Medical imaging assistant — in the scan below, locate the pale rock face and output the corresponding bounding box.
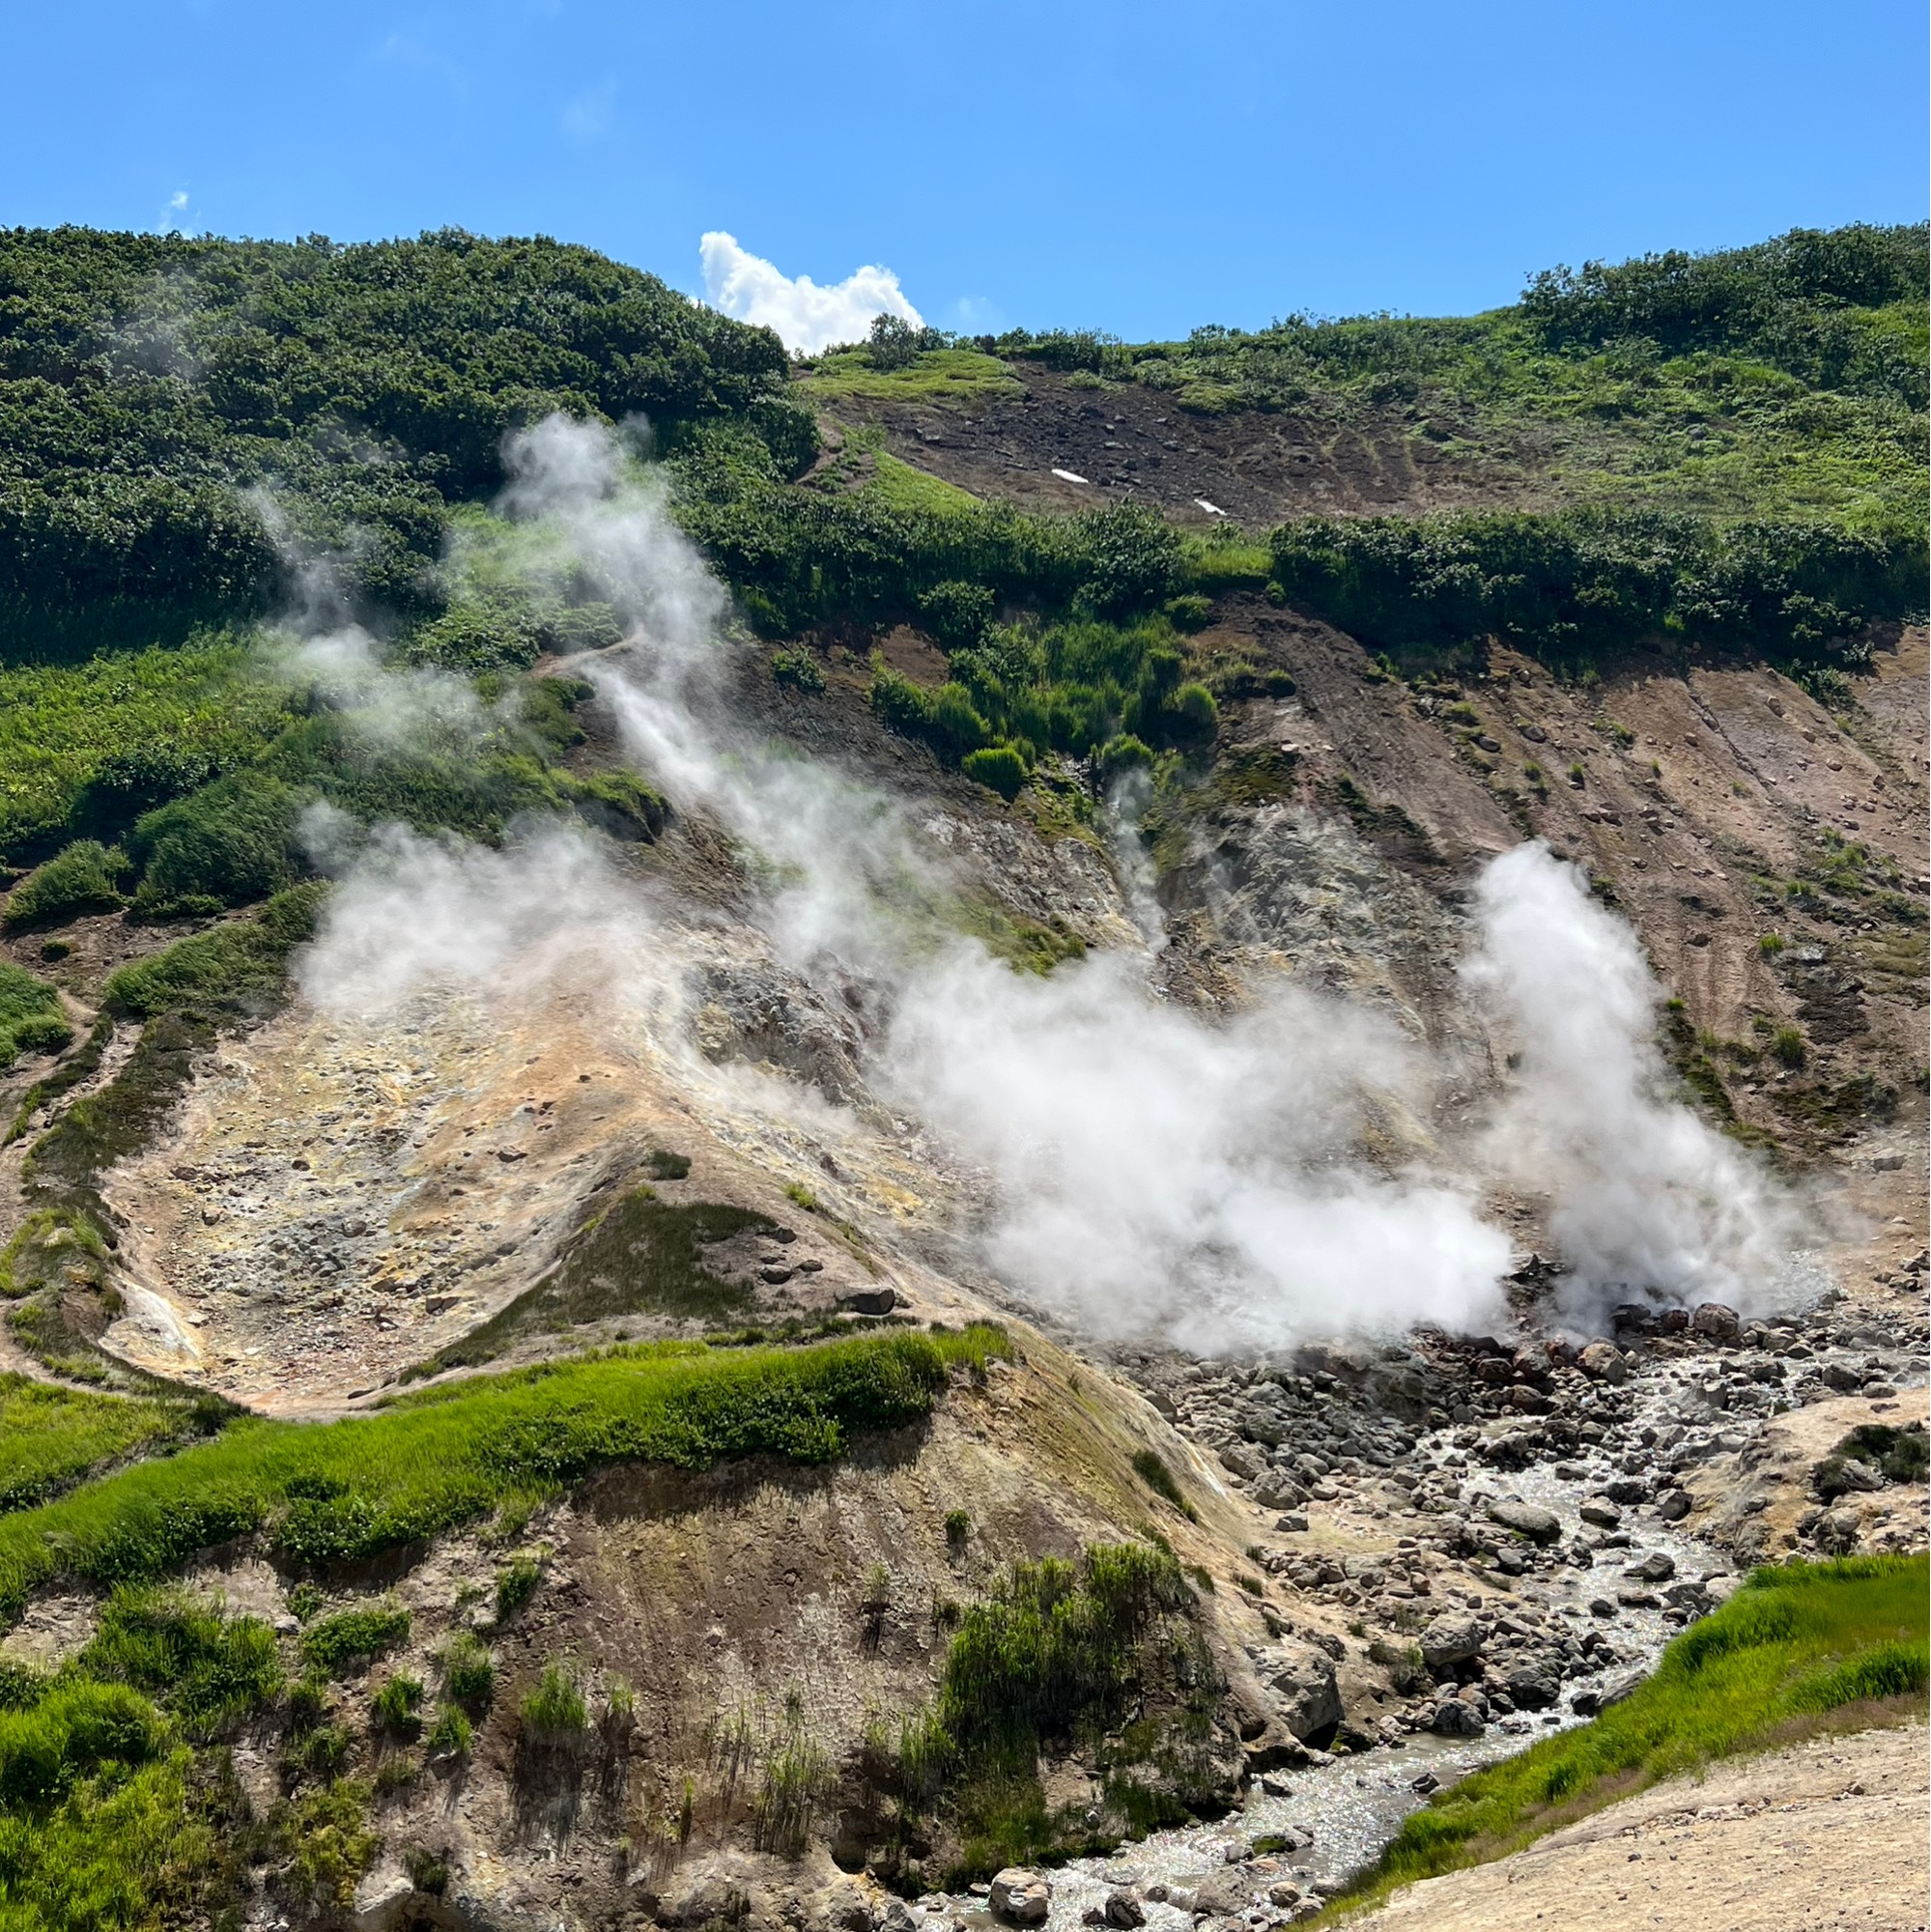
[990,1870,1053,1926]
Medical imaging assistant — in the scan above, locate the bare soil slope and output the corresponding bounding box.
[1357,1719,1930,1932]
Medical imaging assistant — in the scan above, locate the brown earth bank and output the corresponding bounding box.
[1353,1719,1930,1932]
[805,364,1563,526]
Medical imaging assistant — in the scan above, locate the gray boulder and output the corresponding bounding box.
[1418,1612,1484,1672]
[990,1871,1052,1926]
[1503,1662,1561,1711]
[1489,1499,1563,1546]
[1263,1641,1342,1741]
[1429,1695,1485,1737]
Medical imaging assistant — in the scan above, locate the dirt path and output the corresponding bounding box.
[1356,1721,1929,1931]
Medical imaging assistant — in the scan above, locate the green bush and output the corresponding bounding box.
[3,841,129,929]
[425,1705,473,1757]
[1268,507,1920,673]
[920,580,997,651]
[0,966,71,1071]
[1770,1026,1808,1069]
[770,646,826,693]
[370,1673,424,1737]
[301,1606,412,1677]
[962,746,1028,800]
[128,770,303,913]
[440,1631,496,1706]
[519,1662,587,1746]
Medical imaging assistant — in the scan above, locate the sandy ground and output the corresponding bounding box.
[1359,1721,1931,1931]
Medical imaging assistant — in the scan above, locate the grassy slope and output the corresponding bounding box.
[0,1326,1004,1930]
[1325,1555,1929,1918]
[0,1324,1008,1617]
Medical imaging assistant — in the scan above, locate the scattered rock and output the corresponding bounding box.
[1102,1890,1144,1929]
[1578,1499,1622,1529]
[1625,1550,1676,1582]
[838,1286,897,1316]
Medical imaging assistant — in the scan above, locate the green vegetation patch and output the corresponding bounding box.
[1329,1555,1928,1917]
[859,1541,1230,1886]
[1814,1423,1929,1500]
[0,965,70,1071]
[797,347,1024,408]
[0,1378,214,1515]
[0,1325,1008,1617]
[3,840,130,929]
[413,1190,778,1374]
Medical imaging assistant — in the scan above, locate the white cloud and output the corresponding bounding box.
[168,189,188,212]
[697,232,922,355]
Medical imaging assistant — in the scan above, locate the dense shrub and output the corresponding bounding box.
[3,840,129,928]
[1268,507,1922,670]
[919,580,996,651]
[128,770,303,913]
[866,315,948,370]
[961,746,1028,800]
[0,228,791,637]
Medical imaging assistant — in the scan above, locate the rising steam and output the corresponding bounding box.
[1465,842,1811,1321]
[290,414,1812,1350]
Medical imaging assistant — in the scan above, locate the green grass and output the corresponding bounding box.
[518,1662,587,1746]
[0,1378,213,1515]
[80,1587,283,1735]
[866,451,984,518]
[0,966,70,1072]
[101,883,325,1020]
[301,1607,411,1678]
[797,348,1023,408]
[0,1325,1008,1620]
[0,638,293,863]
[1326,1555,1929,1918]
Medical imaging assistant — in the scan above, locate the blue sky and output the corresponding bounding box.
[6,0,1925,341]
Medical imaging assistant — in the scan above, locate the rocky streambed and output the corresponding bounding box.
[906,1263,1929,1928]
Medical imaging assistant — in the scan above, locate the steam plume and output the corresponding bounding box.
[1466,842,1810,1320]
[289,414,1813,1352]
